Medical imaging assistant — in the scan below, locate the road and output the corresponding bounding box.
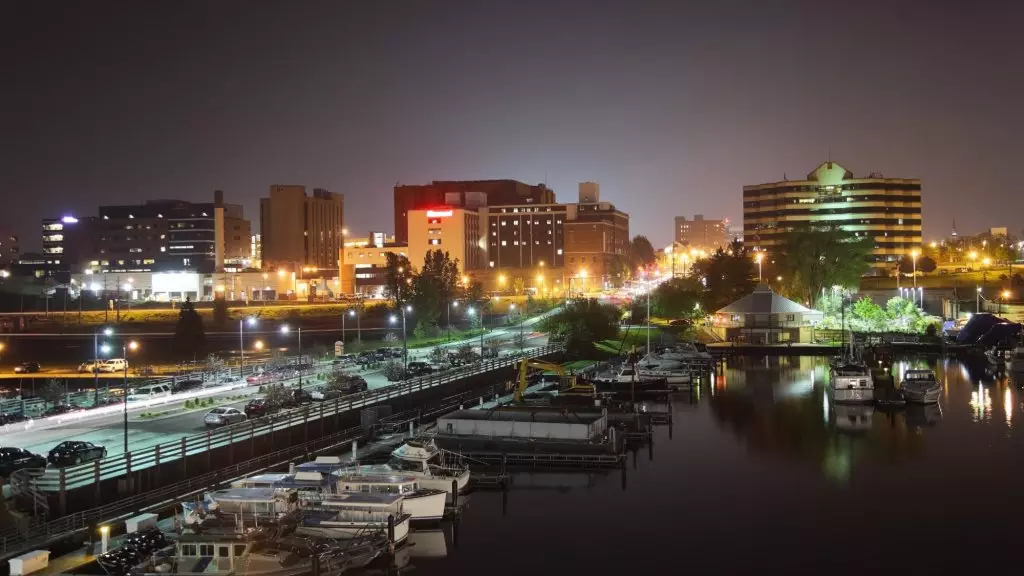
[0,313,554,461]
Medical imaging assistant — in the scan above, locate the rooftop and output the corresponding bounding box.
[716,284,817,315]
[441,409,606,424]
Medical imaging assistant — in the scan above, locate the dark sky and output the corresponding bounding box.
[3,0,1022,251]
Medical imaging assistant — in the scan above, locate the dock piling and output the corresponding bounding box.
[351,440,358,460]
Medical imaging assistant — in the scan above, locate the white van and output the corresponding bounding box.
[99,358,129,373]
[126,384,172,402]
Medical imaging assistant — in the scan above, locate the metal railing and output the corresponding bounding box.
[31,345,562,492]
[0,344,563,557]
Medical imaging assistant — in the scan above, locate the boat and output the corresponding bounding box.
[985,347,1010,365]
[334,472,447,522]
[298,492,411,544]
[232,472,336,503]
[634,364,692,388]
[828,361,874,403]
[1009,347,1024,372]
[204,488,298,523]
[658,343,713,363]
[299,438,470,503]
[900,369,941,404]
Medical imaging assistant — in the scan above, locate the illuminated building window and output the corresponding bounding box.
[501,241,507,246]
[557,249,563,255]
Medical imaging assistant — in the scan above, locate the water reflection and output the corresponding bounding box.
[704,355,1023,483]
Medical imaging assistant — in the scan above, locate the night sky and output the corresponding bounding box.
[3,0,1022,251]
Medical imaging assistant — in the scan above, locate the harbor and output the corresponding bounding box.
[9,351,1024,575]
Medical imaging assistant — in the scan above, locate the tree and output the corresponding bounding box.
[539,299,619,358]
[262,383,291,408]
[918,256,937,274]
[608,254,629,287]
[212,296,229,326]
[692,240,757,312]
[384,252,415,307]
[511,277,525,295]
[39,379,65,407]
[851,297,886,332]
[652,277,703,319]
[627,236,657,272]
[774,227,874,305]
[173,297,206,359]
[382,361,406,381]
[429,347,448,365]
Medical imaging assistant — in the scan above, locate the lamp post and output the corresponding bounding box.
[390,305,412,372]
[755,252,764,282]
[94,326,113,405]
[1001,290,1011,314]
[468,306,484,359]
[280,325,303,390]
[976,286,982,314]
[447,300,459,342]
[910,248,920,288]
[239,316,257,378]
[123,340,139,454]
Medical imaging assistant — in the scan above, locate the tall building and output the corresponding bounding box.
[564,183,629,288]
[38,191,250,276]
[484,203,568,270]
[674,215,730,251]
[259,185,345,270]
[394,180,555,244]
[341,233,407,297]
[743,161,921,268]
[0,231,18,269]
[407,207,486,273]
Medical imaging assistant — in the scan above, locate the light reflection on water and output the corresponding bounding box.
[406,354,1024,575]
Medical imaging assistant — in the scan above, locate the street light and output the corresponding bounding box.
[239,316,257,378]
[467,306,484,359]
[754,252,764,282]
[93,326,114,404]
[122,340,139,453]
[447,300,459,342]
[280,324,303,389]
[977,286,983,314]
[390,306,412,372]
[254,340,265,351]
[911,248,920,288]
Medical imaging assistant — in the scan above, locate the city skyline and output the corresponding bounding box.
[4,0,1023,252]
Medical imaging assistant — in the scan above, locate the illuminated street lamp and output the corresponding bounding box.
[911,248,920,288]
[754,252,764,282]
[239,316,257,378]
[122,340,139,453]
[279,324,303,389]
[977,286,983,313]
[93,326,114,404]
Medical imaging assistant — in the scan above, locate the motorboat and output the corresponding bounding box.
[636,354,684,371]
[334,472,447,522]
[299,438,470,503]
[298,492,411,544]
[828,361,874,403]
[658,343,713,363]
[1009,347,1024,372]
[203,488,298,523]
[232,471,338,503]
[900,370,941,404]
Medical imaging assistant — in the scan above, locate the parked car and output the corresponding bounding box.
[126,384,172,402]
[171,379,204,394]
[0,447,47,477]
[99,358,128,373]
[668,319,692,328]
[13,362,40,374]
[93,396,123,407]
[406,361,433,377]
[0,413,31,425]
[243,398,278,418]
[310,389,341,401]
[42,404,85,417]
[77,360,104,373]
[204,407,247,427]
[47,441,106,467]
[246,372,275,386]
[286,388,314,406]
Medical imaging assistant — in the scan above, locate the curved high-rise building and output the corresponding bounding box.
[743,161,921,269]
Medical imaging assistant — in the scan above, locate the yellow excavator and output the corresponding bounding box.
[515,359,596,403]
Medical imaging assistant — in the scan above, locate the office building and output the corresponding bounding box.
[564,183,629,289]
[260,185,345,270]
[341,233,408,297]
[484,203,568,270]
[743,161,921,268]
[394,179,555,244]
[408,207,485,273]
[0,231,18,269]
[674,215,730,252]
[37,191,252,276]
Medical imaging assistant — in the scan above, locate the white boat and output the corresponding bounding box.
[334,472,447,522]
[203,488,297,522]
[1011,347,1024,373]
[900,369,941,404]
[658,343,713,363]
[298,439,470,503]
[232,471,336,503]
[829,362,874,403]
[633,365,692,388]
[637,354,684,370]
[298,492,411,544]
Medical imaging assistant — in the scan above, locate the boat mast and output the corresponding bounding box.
[646,277,651,357]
